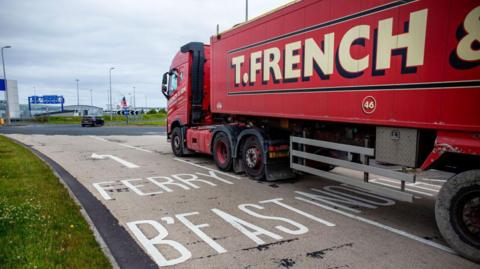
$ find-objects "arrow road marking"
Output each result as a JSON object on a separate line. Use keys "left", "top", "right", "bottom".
{"left": 91, "top": 153, "right": 139, "bottom": 169}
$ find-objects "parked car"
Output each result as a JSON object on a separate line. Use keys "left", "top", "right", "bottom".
{"left": 81, "top": 115, "right": 104, "bottom": 127}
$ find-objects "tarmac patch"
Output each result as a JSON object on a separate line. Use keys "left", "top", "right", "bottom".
{"left": 306, "top": 242, "right": 354, "bottom": 259}
{"left": 242, "top": 238, "right": 299, "bottom": 251}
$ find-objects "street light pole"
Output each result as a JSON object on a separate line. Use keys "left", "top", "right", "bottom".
{"left": 133, "top": 86, "right": 136, "bottom": 111}
{"left": 76, "top": 79, "right": 80, "bottom": 106}
{"left": 109, "top": 67, "right": 115, "bottom": 120}
{"left": 1, "top": 45, "right": 12, "bottom": 125}
{"left": 245, "top": 0, "right": 248, "bottom": 21}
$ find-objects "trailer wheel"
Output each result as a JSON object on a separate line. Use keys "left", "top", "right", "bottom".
{"left": 171, "top": 127, "right": 184, "bottom": 157}
{"left": 213, "top": 132, "right": 233, "bottom": 171}
{"left": 241, "top": 136, "right": 265, "bottom": 180}
{"left": 435, "top": 169, "right": 480, "bottom": 263}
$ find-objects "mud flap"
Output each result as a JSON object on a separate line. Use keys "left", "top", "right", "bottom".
{"left": 232, "top": 158, "right": 244, "bottom": 174}
{"left": 264, "top": 139, "right": 296, "bottom": 181}
{"left": 265, "top": 158, "right": 296, "bottom": 181}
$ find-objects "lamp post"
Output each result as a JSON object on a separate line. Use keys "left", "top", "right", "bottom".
{"left": 132, "top": 86, "right": 136, "bottom": 111}
{"left": 76, "top": 79, "right": 79, "bottom": 106}
{"left": 2, "top": 45, "right": 12, "bottom": 125}
{"left": 109, "top": 67, "right": 115, "bottom": 120}
{"left": 245, "top": 0, "right": 248, "bottom": 21}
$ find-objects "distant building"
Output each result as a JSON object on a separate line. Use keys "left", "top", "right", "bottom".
{"left": 35, "top": 105, "right": 104, "bottom": 117}
{"left": 0, "top": 80, "right": 21, "bottom": 119}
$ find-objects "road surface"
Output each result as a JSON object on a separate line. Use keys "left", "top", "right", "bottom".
{"left": 1, "top": 125, "right": 477, "bottom": 268}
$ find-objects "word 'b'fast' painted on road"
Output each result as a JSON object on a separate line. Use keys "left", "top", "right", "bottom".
{"left": 127, "top": 198, "right": 334, "bottom": 267}
{"left": 92, "top": 170, "right": 233, "bottom": 200}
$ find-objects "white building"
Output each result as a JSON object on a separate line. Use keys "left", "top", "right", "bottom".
{"left": 0, "top": 79, "right": 21, "bottom": 119}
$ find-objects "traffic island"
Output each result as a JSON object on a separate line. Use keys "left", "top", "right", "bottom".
{"left": 0, "top": 135, "right": 111, "bottom": 268}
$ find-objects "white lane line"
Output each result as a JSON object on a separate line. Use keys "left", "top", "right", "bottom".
{"left": 173, "top": 158, "right": 241, "bottom": 179}
{"left": 295, "top": 197, "right": 455, "bottom": 254}
{"left": 89, "top": 135, "right": 154, "bottom": 153}
{"left": 118, "top": 143, "right": 154, "bottom": 153}
{"left": 376, "top": 178, "right": 439, "bottom": 193}
{"left": 370, "top": 179, "right": 434, "bottom": 197}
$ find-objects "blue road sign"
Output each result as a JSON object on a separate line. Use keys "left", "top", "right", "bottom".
{"left": 28, "top": 95, "right": 65, "bottom": 113}
{"left": 0, "top": 79, "right": 5, "bottom": 91}
{"left": 30, "top": 95, "right": 65, "bottom": 104}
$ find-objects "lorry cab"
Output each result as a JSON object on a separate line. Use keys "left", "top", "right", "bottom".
{"left": 162, "top": 42, "right": 212, "bottom": 136}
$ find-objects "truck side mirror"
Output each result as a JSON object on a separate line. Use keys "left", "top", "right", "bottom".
{"left": 162, "top": 72, "right": 169, "bottom": 99}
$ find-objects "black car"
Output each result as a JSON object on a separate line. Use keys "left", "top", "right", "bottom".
{"left": 81, "top": 115, "right": 104, "bottom": 127}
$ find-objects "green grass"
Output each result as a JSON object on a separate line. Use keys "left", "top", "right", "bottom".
{"left": 0, "top": 136, "right": 111, "bottom": 269}
{"left": 32, "top": 114, "right": 166, "bottom": 126}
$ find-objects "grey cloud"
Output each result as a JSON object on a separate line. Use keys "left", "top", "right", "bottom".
{"left": 0, "top": 0, "right": 293, "bottom": 107}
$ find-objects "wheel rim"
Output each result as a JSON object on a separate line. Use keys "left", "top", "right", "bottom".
{"left": 452, "top": 187, "right": 480, "bottom": 248}
{"left": 245, "top": 147, "right": 261, "bottom": 169}
{"left": 173, "top": 135, "right": 181, "bottom": 151}
{"left": 215, "top": 140, "right": 228, "bottom": 165}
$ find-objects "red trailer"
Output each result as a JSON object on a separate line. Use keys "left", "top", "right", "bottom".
{"left": 161, "top": 0, "right": 480, "bottom": 262}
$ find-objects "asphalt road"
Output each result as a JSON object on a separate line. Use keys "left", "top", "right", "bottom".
{"left": 0, "top": 124, "right": 166, "bottom": 136}
{"left": 2, "top": 125, "right": 478, "bottom": 269}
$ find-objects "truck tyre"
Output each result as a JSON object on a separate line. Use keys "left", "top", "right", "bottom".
{"left": 435, "top": 170, "right": 480, "bottom": 263}
{"left": 241, "top": 136, "right": 265, "bottom": 180}
{"left": 213, "top": 132, "right": 233, "bottom": 171}
{"left": 171, "top": 127, "right": 184, "bottom": 157}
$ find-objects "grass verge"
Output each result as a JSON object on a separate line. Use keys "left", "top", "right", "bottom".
{"left": 32, "top": 114, "right": 166, "bottom": 126}
{"left": 0, "top": 135, "right": 111, "bottom": 268}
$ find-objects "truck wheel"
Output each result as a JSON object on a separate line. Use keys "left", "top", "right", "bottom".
{"left": 241, "top": 136, "right": 265, "bottom": 180}
{"left": 213, "top": 133, "right": 233, "bottom": 171}
{"left": 171, "top": 127, "right": 184, "bottom": 157}
{"left": 435, "top": 169, "right": 480, "bottom": 263}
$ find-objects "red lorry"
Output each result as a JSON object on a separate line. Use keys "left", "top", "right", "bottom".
{"left": 161, "top": 0, "right": 480, "bottom": 262}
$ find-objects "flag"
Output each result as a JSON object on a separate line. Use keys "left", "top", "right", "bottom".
{"left": 121, "top": 96, "right": 128, "bottom": 108}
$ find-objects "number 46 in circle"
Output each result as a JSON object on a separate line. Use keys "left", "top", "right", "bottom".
{"left": 362, "top": 96, "right": 377, "bottom": 114}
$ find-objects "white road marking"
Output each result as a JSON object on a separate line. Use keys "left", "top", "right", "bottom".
{"left": 260, "top": 198, "right": 336, "bottom": 227}
{"left": 89, "top": 135, "right": 154, "bottom": 153}
{"left": 370, "top": 179, "right": 434, "bottom": 196}
{"left": 176, "top": 212, "right": 227, "bottom": 254}
{"left": 211, "top": 208, "right": 283, "bottom": 245}
{"left": 91, "top": 153, "right": 140, "bottom": 168}
{"left": 343, "top": 184, "right": 423, "bottom": 200}
{"left": 239, "top": 203, "right": 310, "bottom": 235}
{"left": 174, "top": 157, "right": 241, "bottom": 179}
{"left": 376, "top": 178, "right": 440, "bottom": 192}
{"left": 295, "top": 197, "right": 455, "bottom": 254}
{"left": 415, "top": 182, "right": 442, "bottom": 189}
{"left": 420, "top": 178, "right": 448, "bottom": 183}
{"left": 127, "top": 220, "right": 191, "bottom": 266}
{"left": 92, "top": 181, "right": 116, "bottom": 200}
{"left": 295, "top": 190, "right": 363, "bottom": 213}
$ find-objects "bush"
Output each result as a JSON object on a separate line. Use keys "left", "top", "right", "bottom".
{"left": 147, "top": 109, "right": 158, "bottom": 114}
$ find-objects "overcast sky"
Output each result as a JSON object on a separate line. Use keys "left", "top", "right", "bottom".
{"left": 0, "top": 0, "right": 292, "bottom": 108}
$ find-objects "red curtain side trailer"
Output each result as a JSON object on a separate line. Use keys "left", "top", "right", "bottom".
{"left": 161, "top": 0, "right": 480, "bottom": 262}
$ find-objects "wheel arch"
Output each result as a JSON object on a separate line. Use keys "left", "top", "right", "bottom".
{"left": 234, "top": 128, "right": 267, "bottom": 161}
{"left": 168, "top": 119, "right": 183, "bottom": 138}
{"left": 210, "top": 125, "right": 246, "bottom": 157}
